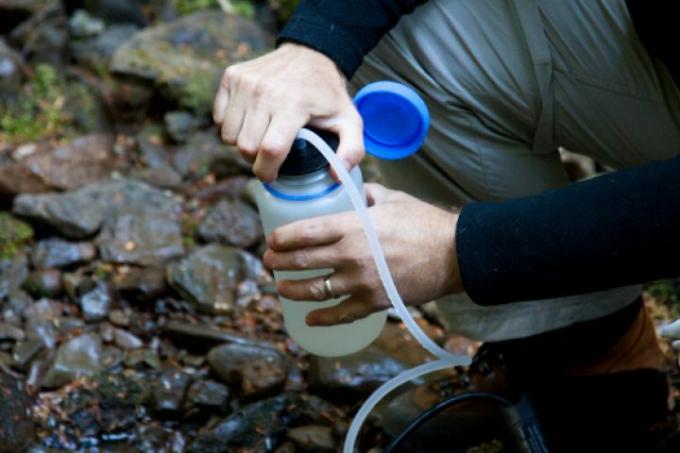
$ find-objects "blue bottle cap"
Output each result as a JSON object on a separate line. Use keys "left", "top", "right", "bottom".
{"left": 353, "top": 81, "right": 430, "bottom": 160}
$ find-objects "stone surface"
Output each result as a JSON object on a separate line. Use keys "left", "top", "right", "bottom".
{"left": 162, "top": 320, "right": 278, "bottom": 351}
{"left": 164, "top": 110, "right": 205, "bottom": 143}
{"left": 167, "top": 244, "right": 263, "bottom": 313}
{"left": 287, "top": 425, "right": 335, "bottom": 451}
{"left": 130, "top": 164, "right": 183, "bottom": 190}
{"left": 97, "top": 210, "right": 184, "bottom": 266}
{"left": 112, "top": 266, "right": 167, "bottom": 301}
{"left": 13, "top": 178, "right": 180, "bottom": 239}
{"left": 79, "top": 283, "right": 113, "bottom": 322}
{"left": 173, "top": 130, "right": 251, "bottom": 179}
{"left": 0, "top": 372, "right": 35, "bottom": 452}
{"left": 42, "top": 333, "right": 103, "bottom": 388}
{"left": 186, "top": 379, "right": 230, "bottom": 409}
{"left": 198, "top": 199, "right": 262, "bottom": 248}
{"left": 0, "top": 213, "right": 33, "bottom": 261}
{"left": 0, "top": 38, "right": 26, "bottom": 97}
{"left": 0, "top": 253, "right": 29, "bottom": 300}
{"left": 22, "top": 269, "right": 62, "bottom": 298}
{"left": 207, "top": 343, "right": 287, "bottom": 397}
{"left": 0, "top": 134, "right": 115, "bottom": 196}
{"left": 110, "top": 10, "right": 273, "bottom": 113}
{"left": 0, "top": 322, "right": 25, "bottom": 341}
{"left": 70, "top": 22, "right": 140, "bottom": 71}
{"left": 113, "top": 328, "right": 143, "bottom": 350}
{"left": 31, "top": 237, "right": 96, "bottom": 269}
{"left": 152, "top": 368, "right": 190, "bottom": 413}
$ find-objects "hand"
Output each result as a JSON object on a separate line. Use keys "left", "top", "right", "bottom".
{"left": 661, "top": 319, "right": 680, "bottom": 351}
{"left": 213, "top": 43, "right": 364, "bottom": 182}
{"left": 262, "top": 184, "right": 463, "bottom": 326}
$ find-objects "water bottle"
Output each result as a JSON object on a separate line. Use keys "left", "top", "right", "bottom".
{"left": 252, "top": 81, "right": 430, "bottom": 357}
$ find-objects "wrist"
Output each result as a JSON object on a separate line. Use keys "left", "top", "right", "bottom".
{"left": 441, "top": 209, "right": 463, "bottom": 295}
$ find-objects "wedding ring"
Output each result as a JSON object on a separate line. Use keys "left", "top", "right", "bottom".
{"left": 323, "top": 276, "right": 335, "bottom": 299}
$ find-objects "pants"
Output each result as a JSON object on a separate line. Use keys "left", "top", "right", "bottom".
{"left": 352, "top": 0, "right": 680, "bottom": 340}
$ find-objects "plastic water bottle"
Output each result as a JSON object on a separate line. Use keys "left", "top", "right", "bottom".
{"left": 251, "top": 81, "right": 430, "bottom": 357}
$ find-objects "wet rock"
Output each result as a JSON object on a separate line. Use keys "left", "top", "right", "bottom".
{"left": 110, "top": 10, "right": 273, "bottom": 114}
{"left": 79, "top": 282, "right": 113, "bottom": 322}
{"left": 42, "top": 333, "right": 103, "bottom": 388}
{"left": 0, "top": 134, "right": 116, "bottom": 196}
{"left": 25, "top": 319, "right": 57, "bottom": 349}
{"left": 71, "top": 23, "right": 140, "bottom": 71}
{"left": 167, "top": 244, "right": 263, "bottom": 313}
{"left": 308, "top": 345, "right": 411, "bottom": 396}
{"left": 62, "top": 271, "right": 95, "bottom": 300}
{"left": 198, "top": 199, "right": 262, "bottom": 248}
{"left": 4, "top": 289, "right": 32, "bottom": 318}
{"left": 207, "top": 343, "right": 287, "bottom": 397}
{"left": 162, "top": 320, "right": 278, "bottom": 351}
{"left": 187, "top": 393, "right": 334, "bottom": 453}
{"left": 153, "top": 368, "right": 190, "bottom": 413}
{"left": 164, "top": 110, "right": 205, "bottom": 143}
{"left": 13, "top": 178, "right": 180, "bottom": 239}
{"left": 108, "top": 308, "right": 130, "bottom": 326}
{"left": 0, "top": 323, "right": 24, "bottom": 341}
{"left": 11, "top": 338, "right": 43, "bottom": 370}
{"left": 287, "top": 425, "right": 335, "bottom": 452}
{"left": 112, "top": 266, "right": 166, "bottom": 301}
{"left": 173, "top": 130, "right": 250, "bottom": 179}
{"left": 136, "top": 124, "right": 170, "bottom": 168}
{"left": 22, "top": 269, "right": 62, "bottom": 298}
{"left": 98, "top": 210, "right": 184, "bottom": 266}
{"left": 70, "top": 0, "right": 147, "bottom": 26}
{"left": 0, "top": 39, "right": 26, "bottom": 97}
{"left": 0, "top": 372, "right": 35, "bottom": 452}
{"left": 131, "top": 163, "right": 183, "bottom": 190}
{"left": 31, "top": 238, "right": 96, "bottom": 269}
{"left": 68, "top": 9, "right": 105, "bottom": 38}
{"left": 23, "top": 298, "right": 62, "bottom": 322}
{"left": 101, "top": 345, "right": 123, "bottom": 368}
{"left": 113, "top": 328, "right": 143, "bottom": 350}
{"left": 186, "top": 379, "right": 230, "bottom": 408}
{"left": 0, "top": 253, "right": 29, "bottom": 300}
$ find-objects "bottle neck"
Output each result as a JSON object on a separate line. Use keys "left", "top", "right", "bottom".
{"left": 264, "top": 168, "right": 341, "bottom": 201}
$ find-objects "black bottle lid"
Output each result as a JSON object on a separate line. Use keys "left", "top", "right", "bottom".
{"left": 278, "top": 127, "right": 339, "bottom": 176}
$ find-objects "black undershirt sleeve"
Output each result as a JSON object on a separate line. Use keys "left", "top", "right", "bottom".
{"left": 457, "top": 156, "right": 680, "bottom": 306}
{"left": 276, "top": 0, "right": 428, "bottom": 79}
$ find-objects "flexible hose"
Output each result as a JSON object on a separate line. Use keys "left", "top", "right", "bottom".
{"left": 295, "top": 129, "right": 472, "bottom": 453}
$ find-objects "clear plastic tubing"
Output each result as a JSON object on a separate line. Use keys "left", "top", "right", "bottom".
{"left": 295, "top": 129, "right": 472, "bottom": 452}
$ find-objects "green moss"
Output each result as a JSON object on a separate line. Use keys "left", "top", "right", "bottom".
{"left": 177, "top": 70, "right": 219, "bottom": 114}
{"left": 174, "top": 0, "right": 255, "bottom": 18}
{"left": 0, "top": 64, "right": 69, "bottom": 143}
{"left": 0, "top": 213, "right": 34, "bottom": 260}
{"left": 645, "top": 279, "right": 680, "bottom": 318}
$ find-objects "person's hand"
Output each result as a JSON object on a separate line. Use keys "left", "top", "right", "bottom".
{"left": 213, "top": 43, "right": 364, "bottom": 182}
{"left": 262, "top": 183, "right": 463, "bottom": 326}
{"left": 661, "top": 319, "right": 680, "bottom": 351}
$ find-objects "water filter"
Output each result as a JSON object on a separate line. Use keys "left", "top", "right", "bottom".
{"left": 251, "top": 81, "right": 434, "bottom": 358}
{"left": 251, "top": 129, "right": 388, "bottom": 357}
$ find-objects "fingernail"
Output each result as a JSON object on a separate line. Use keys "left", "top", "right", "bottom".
{"left": 305, "top": 314, "right": 317, "bottom": 326}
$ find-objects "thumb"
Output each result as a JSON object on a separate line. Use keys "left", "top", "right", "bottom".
{"left": 661, "top": 318, "right": 680, "bottom": 339}
{"left": 326, "top": 108, "right": 364, "bottom": 180}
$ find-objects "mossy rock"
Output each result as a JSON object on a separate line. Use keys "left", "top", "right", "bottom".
{"left": 110, "top": 9, "right": 273, "bottom": 114}
{"left": 0, "top": 212, "right": 33, "bottom": 260}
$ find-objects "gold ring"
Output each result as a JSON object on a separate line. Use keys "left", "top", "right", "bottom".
{"left": 323, "top": 276, "right": 335, "bottom": 299}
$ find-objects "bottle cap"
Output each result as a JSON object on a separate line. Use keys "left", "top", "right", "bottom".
{"left": 278, "top": 127, "right": 338, "bottom": 176}
{"left": 353, "top": 81, "right": 430, "bottom": 160}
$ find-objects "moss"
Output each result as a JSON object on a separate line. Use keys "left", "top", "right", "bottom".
{"left": 174, "top": 0, "right": 255, "bottom": 18}
{"left": 177, "top": 70, "right": 218, "bottom": 114}
{"left": 645, "top": 279, "right": 680, "bottom": 318}
{"left": 0, "top": 213, "right": 34, "bottom": 260}
{"left": 0, "top": 64, "right": 69, "bottom": 143}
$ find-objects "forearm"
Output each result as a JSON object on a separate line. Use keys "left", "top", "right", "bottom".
{"left": 456, "top": 155, "right": 680, "bottom": 305}
{"left": 277, "top": 0, "right": 428, "bottom": 78}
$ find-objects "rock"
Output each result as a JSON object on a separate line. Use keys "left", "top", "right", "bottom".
{"left": 31, "top": 238, "right": 96, "bottom": 269}
{"left": 207, "top": 343, "right": 287, "bottom": 397}
{"left": 308, "top": 345, "right": 411, "bottom": 396}
{"left": 0, "top": 253, "right": 29, "bottom": 300}
{"left": 173, "top": 130, "right": 250, "bottom": 179}
{"left": 164, "top": 110, "right": 205, "bottom": 143}
{"left": 113, "top": 328, "right": 143, "bottom": 350}
{"left": 68, "top": 9, "right": 105, "bottom": 38}
{"left": 68, "top": 0, "right": 147, "bottom": 26}
{"left": 42, "top": 333, "right": 103, "bottom": 388}
{"left": 70, "top": 23, "right": 140, "bottom": 71}
{"left": 13, "top": 178, "right": 180, "bottom": 239}
{"left": 131, "top": 164, "right": 183, "bottom": 190}
{"left": 186, "top": 379, "right": 230, "bottom": 409}
{"left": 0, "top": 372, "right": 35, "bottom": 452}
{"left": 112, "top": 266, "right": 167, "bottom": 301}
{"left": 0, "top": 135, "right": 115, "bottom": 196}
{"left": 198, "top": 199, "right": 262, "bottom": 248}
{"left": 11, "top": 338, "right": 43, "bottom": 370}
{"left": 4, "top": 289, "right": 32, "bottom": 318}
{"left": 110, "top": 10, "right": 273, "bottom": 113}
{"left": 108, "top": 309, "right": 129, "bottom": 326}
{"left": 79, "top": 283, "right": 113, "bottom": 322}
{"left": 0, "top": 39, "right": 26, "bottom": 97}
{"left": 97, "top": 210, "right": 184, "bottom": 266}
{"left": 23, "top": 298, "right": 62, "bottom": 322}
{"left": 0, "top": 323, "right": 24, "bottom": 341}
{"left": 287, "top": 425, "right": 335, "bottom": 452}
{"left": 153, "top": 368, "right": 190, "bottom": 413}
{"left": 22, "top": 269, "right": 62, "bottom": 298}
{"left": 136, "top": 124, "right": 170, "bottom": 168}
{"left": 0, "top": 213, "right": 33, "bottom": 261}
{"left": 62, "top": 271, "right": 95, "bottom": 300}
{"left": 167, "top": 244, "right": 263, "bottom": 313}
{"left": 162, "top": 320, "right": 279, "bottom": 351}
{"left": 186, "top": 393, "right": 335, "bottom": 453}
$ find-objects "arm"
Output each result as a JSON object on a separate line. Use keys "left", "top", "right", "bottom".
{"left": 213, "top": 0, "right": 428, "bottom": 181}
{"left": 457, "top": 155, "right": 680, "bottom": 305}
